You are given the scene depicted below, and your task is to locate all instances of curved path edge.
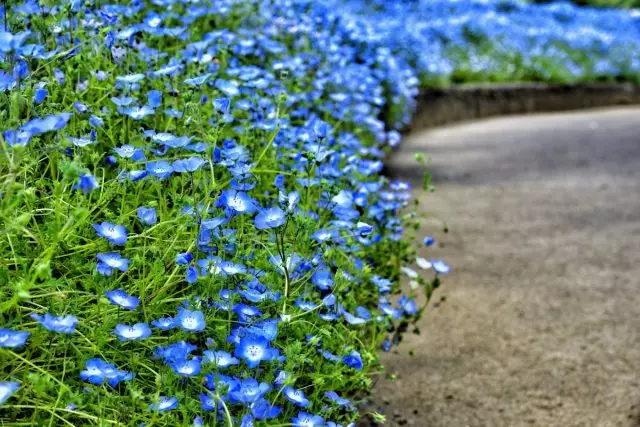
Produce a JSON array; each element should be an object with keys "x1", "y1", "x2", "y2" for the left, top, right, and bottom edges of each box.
[{"x1": 406, "y1": 82, "x2": 640, "y2": 131}]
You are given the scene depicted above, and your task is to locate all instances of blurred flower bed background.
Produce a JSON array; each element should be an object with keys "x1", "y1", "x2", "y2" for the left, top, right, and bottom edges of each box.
[
  {"x1": 0, "y1": 0, "x2": 637, "y2": 426},
  {"x1": 329, "y1": 0, "x2": 640, "y2": 88}
]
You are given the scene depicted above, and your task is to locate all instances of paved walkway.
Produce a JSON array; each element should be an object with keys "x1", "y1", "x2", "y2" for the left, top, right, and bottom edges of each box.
[{"x1": 372, "y1": 108, "x2": 640, "y2": 427}]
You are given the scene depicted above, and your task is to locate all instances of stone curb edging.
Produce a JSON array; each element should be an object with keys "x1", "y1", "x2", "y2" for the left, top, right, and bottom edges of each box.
[{"x1": 406, "y1": 82, "x2": 640, "y2": 132}]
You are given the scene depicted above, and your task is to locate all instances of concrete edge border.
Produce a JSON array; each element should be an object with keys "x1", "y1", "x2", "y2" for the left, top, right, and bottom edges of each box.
[{"x1": 405, "y1": 82, "x2": 640, "y2": 132}]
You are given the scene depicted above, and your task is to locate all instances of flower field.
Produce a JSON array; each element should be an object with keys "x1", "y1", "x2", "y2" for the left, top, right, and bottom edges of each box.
[
  {"x1": 335, "y1": 0, "x2": 640, "y2": 86},
  {"x1": 0, "y1": 0, "x2": 439, "y2": 426},
  {"x1": 1, "y1": 0, "x2": 638, "y2": 426}
]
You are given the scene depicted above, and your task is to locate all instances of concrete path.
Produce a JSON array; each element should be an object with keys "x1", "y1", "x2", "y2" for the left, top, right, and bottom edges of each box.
[{"x1": 371, "y1": 108, "x2": 640, "y2": 427}]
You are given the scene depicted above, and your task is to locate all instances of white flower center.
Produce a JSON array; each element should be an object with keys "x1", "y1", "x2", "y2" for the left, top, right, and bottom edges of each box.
[
  {"x1": 158, "y1": 400, "x2": 172, "y2": 410},
  {"x1": 182, "y1": 317, "x2": 196, "y2": 329},
  {"x1": 113, "y1": 295, "x2": 128, "y2": 306},
  {"x1": 178, "y1": 364, "x2": 194, "y2": 375},
  {"x1": 123, "y1": 327, "x2": 141, "y2": 338},
  {"x1": 228, "y1": 196, "x2": 244, "y2": 210},
  {"x1": 246, "y1": 345, "x2": 264, "y2": 360}
]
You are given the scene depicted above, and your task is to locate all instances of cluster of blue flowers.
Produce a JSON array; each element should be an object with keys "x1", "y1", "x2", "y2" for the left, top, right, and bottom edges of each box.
[
  {"x1": 0, "y1": 0, "x2": 448, "y2": 425},
  {"x1": 326, "y1": 0, "x2": 640, "y2": 83}
]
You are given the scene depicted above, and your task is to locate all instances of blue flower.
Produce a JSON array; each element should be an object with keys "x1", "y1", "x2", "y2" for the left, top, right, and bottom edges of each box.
[
  {"x1": 312, "y1": 270, "x2": 334, "y2": 291},
  {"x1": 0, "y1": 329, "x2": 29, "y2": 348},
  {"x1": 53, "y1": 69, "x2": 65, "y2": 85},
  {"x1": 22, "y1": 113, "x2": 72, "y2": 135},
  {"x1": 0, "y1": 72, "x2": 16, "y2": 91},
  {"x1": 343, "y1": 350, "x2": 363, "y2": 370},
  {"x1": 80, "y1": 358, "x2": 133, "y2": 386},
  {"x1": 233, "y1": 304, "x2": 262, "y2": 323},
  {"x1": 119, "y1": 105, "x2": 155, "y2": 120},
  {"x1": 145, "y1": 161, "x2": 174, "y2": 181},
  {"x1": 238, "y1": 288, "x2": 280, "y2": 303},
  {"x1": 93, "y1": 222, "x2": 128, "y2": 246},
  {"x1": 201, "y1": 216, "x2": 228, "y2": 230},
  {"x1": 30, "y1": 313, "x2": 77, "y2": 334},
  {"x1": 73, "y1": 173, "x2": 99, "y2": 195},
  {"x1": 110, "y1": 96, "x2": 136, "y2": 107},
  {"x1": 199, "y1": 393, "x2": 218, "y2": 412},
  {"x1": 184, "y1": 73, "x2": 211, "y2": 86},
  {"x1": 432, "y1": 260, "x2": 451, "y2": 275},
  {"x1": 387, "y1": 130, "x2": 401, "y2": 147},
  {"x1": 273, "y1": 174, "x2": 284, "y2": 189},
  {"x1": 273, "y1": 371, "x2": 290, "y2": 387},
  {"x1": 149, "y1": 396, "x2": 178, "y2": 412},
  {"x1": 228, "y1": 378, "x2": 271, "y2": 404},
  {"x1": 233, "y1": 333, "x2": 278, "y2": 368},
  {"x1": 250, "y1": 398, "x2": 282, "y2": 420},
  {"x1": 254, "y1": 207, "x2": 286, "y2": 230},
  {"x1": 356, "y1": 221, "x2": 374, "y2": 236},
  {"x1": 113, "y1": 145, "x2": 145, "y2": 161},
  {"x1": 147, "y1": 90, "x2": 163, "y2": 108},
  {"x1": 67, "y1": 136, "x2": 95, "y2": 148},
  {"x1": 213, "y1": 97, "x2": 230, "y2": 114},
  {"x1": 216, "y1": 79, "x2": 239, "y2": 96},
  {"x1": 80, "y1": 358, "x2": 110, "y2": 385},
  {"x1": 204, "y1": 373, "x2": 239, "y2": 393},
  {"x1": 170, "y1": 357, "x2": 202, "y2": 376},
  {"x1": 283, "y1": 386, "x2": 310, "y2": 407},
  {"x1": 292, "y1": 412, "x2": 324, "y2": 427},
  {"x1": 399, "y1": 296, "x2": 418, "y2": 315},
  {"x1": 234, "y1": 333, "x2": 273, "y2": 368},
  {"x1": 89, "y1": 115, "x2": 104, "y2": 128},
  {"x1": 116, "y1": 73, "x2": 145, "y2": 86},
  {"x1": 246, "y1": 319, "x2": 279, "y2": 342},
  {"x1": 312, "y1": 228, "x2": 339, "y2": 243},
  {"x1": 175, "y1": 252, "x2": 193, "y2": 265},
  {"x1": 0, "y1": 382, "x2": 20, "y2": 405},
  {"x1": 215, "y1": 190, "x2": 257, "y2": 216},
  {"x1": 203, "y1": 350, "x2": 240, "y2": 368},
  {"x1": 113, "y1": 323, "x2": 152, "y2": 341},
  {"x1": 33, "y1": 87, "x2": 48, "y2": 105},
  {"x1": 96, "y1": 252, "x2": 130, "y2": 276},
  {"x1": 152, "y1": 64, "x2": 183, "y2": 78},
  {"x1": 186, "y1": 266, "x2": 198, "y2": 284},
  {"x1": 322, "y1": 294, "x2": 336, "y2": 307},
  {"x1": 423, "y1": 236, "x2": 435, "y2": 246},
  {"x1": 151, "y1": 317, "x2": 175, "y2": 330},
  {"x1": 3, "y1": 129, "x2": 31, "y2": 147},
  {"x1": 175, "y1": 309, "x2": 206, "y2": 332},
  {"x1": 172, "y1": 157, "x2": 206, "y2": 173},
  {"x1": 74, "y1": 101, "x2": 89, "y2": 114},
  {"x1": 295, "y1": 300, "x2": 317, "y2": 312},
  {"x1": 137, "y1": 207, "x2": 157, "y2": 226},
  {"x1": 146, "y1": 132, "x2": 193, "y2": 149},
  {"x1": 0, "y1": 30, "x2": 31, "y2": 53},
  {"x1": 155, "y1": 341, "x2": 197, "y2": 363},
  {"x1": 279, "y1": 190, "x2": 300, "y2": 212},
  {"x1": 104, "y1": 289, "x2": 139, "y2": 310},
  {"x1": 325, "y1": 391, "x2": 351, "y2": 407},
  {"x1": 240, "y1": 414, "x2": 254, "y2": 427}
]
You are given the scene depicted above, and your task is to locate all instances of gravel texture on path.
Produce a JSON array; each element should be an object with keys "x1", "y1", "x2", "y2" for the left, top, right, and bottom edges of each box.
[{"x1": 368, "y1": 107, "x2": 640, "y2": 427}]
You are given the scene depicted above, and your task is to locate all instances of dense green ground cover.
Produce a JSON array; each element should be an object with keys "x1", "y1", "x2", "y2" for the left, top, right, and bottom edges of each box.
[
  {"x1": 0, "y1": 0, "x2": 442, "y2": 425},
  {"x1": 2, "y1": 0, "x2": 637, "y2": 425}
]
